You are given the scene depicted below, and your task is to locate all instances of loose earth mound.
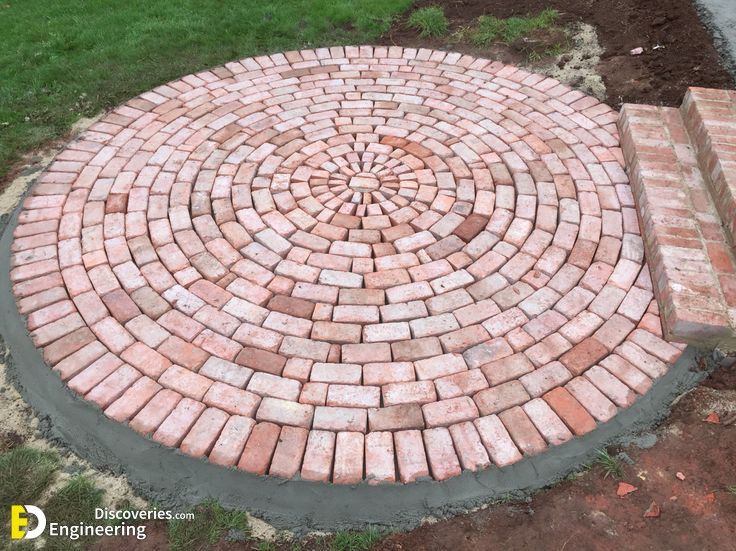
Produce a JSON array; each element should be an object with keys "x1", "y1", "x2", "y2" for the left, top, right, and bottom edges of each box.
[{"x1": 9, "y1": 46, "x2": 685, "y2": 485}]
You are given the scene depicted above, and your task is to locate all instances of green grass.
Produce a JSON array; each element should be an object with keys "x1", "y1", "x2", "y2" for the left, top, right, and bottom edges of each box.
[
  {"x1": 407, "y1": 6, "x2": 449, "y2": 38},
  {"x1": 727, "y1": 485, "x2": 736, "y2": 496},
  {"x1": 470, "y1": 8, "x2": 559, "y2": 46},
  {"x1": 43, "y1": 476, "x2": 105, "y2": 550},
  {"x1": 0, "y1": 446, "x2": 60, "y2": 526},
  {"x1": 330, "y1": 528, "x2": 384, "y2": 551},
  {"x1": 168, "y1": 500, "x2": 250, "y2": 551},
  {"x1": 0, "y1": 0, "x2": 412, "y2": 182},
  {"x1": 595, "y1": 449, "x2": 624, "y2": 480}
]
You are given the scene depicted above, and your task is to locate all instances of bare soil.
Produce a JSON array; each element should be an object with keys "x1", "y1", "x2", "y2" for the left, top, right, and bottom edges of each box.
[
  {"x1": 376, "y1": 363, "x2": 736, "y2": 551},
  {"x1": 383, "y1": 0, "x2": 735, "y2": 108}
]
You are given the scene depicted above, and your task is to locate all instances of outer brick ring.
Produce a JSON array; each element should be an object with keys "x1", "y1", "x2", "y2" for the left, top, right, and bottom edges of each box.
[{"x1": 9, "y1": 46, "x2": 687, "y2": 486}]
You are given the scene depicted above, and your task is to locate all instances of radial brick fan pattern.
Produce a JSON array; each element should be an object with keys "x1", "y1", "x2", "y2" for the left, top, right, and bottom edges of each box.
[{"x1": 10, "y1": 46, "x2": 686, "y2": 485}]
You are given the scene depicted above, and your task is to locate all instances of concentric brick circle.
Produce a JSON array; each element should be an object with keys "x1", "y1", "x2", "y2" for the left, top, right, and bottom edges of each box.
[{"x1": 10, "y1": 46, "x2": 686, "y2": 485}]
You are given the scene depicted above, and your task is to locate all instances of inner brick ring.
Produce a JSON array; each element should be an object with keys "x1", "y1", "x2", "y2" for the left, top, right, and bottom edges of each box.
[{"x1": 10, "y1": 46, "x2": 686, "y2": 486}]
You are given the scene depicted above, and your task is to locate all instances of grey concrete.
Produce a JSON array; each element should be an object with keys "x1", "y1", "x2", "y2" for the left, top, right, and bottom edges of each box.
[
  {"x1": 0, "y1": 194, "x2": 713, "y2": 532},
  {"x1": 696, "y1": 0, "x2": 736, "y2": 78}
]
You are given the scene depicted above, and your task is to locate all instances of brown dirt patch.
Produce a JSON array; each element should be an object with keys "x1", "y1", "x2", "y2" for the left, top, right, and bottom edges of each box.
[
  {"x1": 377, "y1": 369, "x2": 736, "y2": 551},
  {"x1": 384, "y1": 0, "x2": 735, "y2": 108}
]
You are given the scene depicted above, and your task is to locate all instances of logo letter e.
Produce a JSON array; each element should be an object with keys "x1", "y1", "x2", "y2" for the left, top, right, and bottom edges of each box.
[{"x1": 10, "y1": 505, "x2": 46, "y2": 540}]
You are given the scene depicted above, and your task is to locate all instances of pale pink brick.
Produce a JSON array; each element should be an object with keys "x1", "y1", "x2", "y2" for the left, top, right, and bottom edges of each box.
[
  {"x1": 481, "y1": 352, "x2": 535, "y2": 386},
  {"x1": 363, "y1": 322, "x2": 411, "y2": 343},
  {"x1": 85, "y1": 364, "x2": 141, "y2": 408},
  {"x1": 120, "y1": 342, "x2": 171, "y2": 378},
  {"x1": 434, "y1": 369, "x2": 489, "y2": 399},
  {"x1": 599, "y1": 354, "x2": 652, "y2": 394},
  {"x1": 255, "y1": 397, "x2": 313, "y2": 428},
  {"x1": 299, "y1": 382, "x2": 328, "y2": 405},
  {"x1": 247, "y1": 372, "x2": 301, "y2": 401},
  {"x1": 199, "y1": 356, "x2": 253, "y2": 388},
  {"x1": 615, "y1": 341, "x2": 667, "y2": 378},
  {"x1": 180, "y1": 407, "x2": 229, "y2": 457},
  {"x1": 522, "y1": 398, "x2": 573, "y2": 446},
  {"x1": 365, "y1": 431, "x2": 396, "y2": 484},
  {"x1": 422, "y1": 396, "x2": 479, "y2": 428},
  {"x1": 341, "y1": 342, "x2": 392, "y2": 364},
  {"x1": 448, "y1": 421, "x2": 491, "y2": 471},
  {"x1": 313, "y1": 406, "x2": 367, "y2": 432},
  {"x1": 129, "y1": 389, "x2": 182, "y2": 435},
  {"x1": 333, "y1": 431, "x2": 365, "y2": 484},
  {"x1": 105, "y1": 376, "x2": 162, "y2": 422},
  {"x1": 153, "y1": 398, "x2": 206, "y2": 447},
  {"x1": 52, "y1": 340, "x2": 107, "y2": 380},
  {"x1": 565, "y1": 377, "x2": 617, "y2": 422},
  {"x1": 414, "y1": 353, "x2": 467, "y2": 380},
  {"x1": 394, "y1": 430, "x2": 430, "y2": 483},
  {"x1": 362, "y1": 362, "x2": 415, "y2": 385},
  {"x1": 474, "y1": 414, "x2": 524, "y2": 467},
  {"x1": 627, "y1": 329, "x2": 682, "y2": 364},
  {"x1": 301, "y1": 430, "x2": 336, "y2": 482},
  {"x1": 423, "y1": 427, "x2": 462, "y2": 480},
  {"x1": 68, "y1": 353, "x2": 124, "y2": 395},
  {"x1": 326, "y1": 384, "x2": 381, "y2": 408},
  {"x1": 209, "y1": 416, "x2": 256, "y2": 466},
  {"x1": 473, "y1": 381, "x2": 530, "y2": 416},
  {"x1": 584, "y1": 365, "x2": 637, "y2": 407},
  {"x1": 159, "y1": 365, "x2": 213, "y2": 401},
  {"x1": 383, "y1": 380, "x2": 437, "y2": 406},
  {"x1": 519, "y1": 361, "x2": 573, "y2": 397},
  {"x1": 310, "y1": 362, "x2": 362, "y2": 384}
]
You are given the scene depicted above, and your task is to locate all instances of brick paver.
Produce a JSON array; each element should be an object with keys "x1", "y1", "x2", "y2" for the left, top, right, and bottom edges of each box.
[
  {"x1": 620, "y1": 91, "x2": 736, "y2": 346},
  {"x1": 11, "y1": 46, "x2": 686, "y2": 484}
]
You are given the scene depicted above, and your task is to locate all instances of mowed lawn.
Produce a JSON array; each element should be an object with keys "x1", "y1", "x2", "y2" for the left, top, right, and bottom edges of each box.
[{"x1": 0, "y1": 0, "x2": 412, "y2": 182}]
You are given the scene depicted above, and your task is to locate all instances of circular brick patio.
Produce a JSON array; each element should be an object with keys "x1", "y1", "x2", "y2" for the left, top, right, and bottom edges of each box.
[{"x1": 10, "y1": 46, "x2": 686, "y2": 485}]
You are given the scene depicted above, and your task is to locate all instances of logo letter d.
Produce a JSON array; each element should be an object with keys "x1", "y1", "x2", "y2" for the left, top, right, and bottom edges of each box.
[{"x1": 10, "y1": 505, "x2": 46, "y2": 540}]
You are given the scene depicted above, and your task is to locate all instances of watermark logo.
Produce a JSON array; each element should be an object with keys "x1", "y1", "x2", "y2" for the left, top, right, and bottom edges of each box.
[{"x1": 10, "y1": 505, "x2": 46, "y2": 540}]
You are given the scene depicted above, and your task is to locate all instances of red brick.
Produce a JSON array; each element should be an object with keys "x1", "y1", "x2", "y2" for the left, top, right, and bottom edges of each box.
[
  {"x1": 542, "y1": 387, "x2": 597, "y2": 435},
  {"x1": 237, "y1": 422, "x2": 281, "y2": 475}
]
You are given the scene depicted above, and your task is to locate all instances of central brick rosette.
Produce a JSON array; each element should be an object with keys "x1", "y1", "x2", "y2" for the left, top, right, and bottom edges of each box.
[{"x1": 10, "y1": 46, "x2": 684, "y2": 487}]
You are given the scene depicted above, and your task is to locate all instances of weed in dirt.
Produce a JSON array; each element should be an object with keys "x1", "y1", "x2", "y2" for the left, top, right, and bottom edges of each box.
[
  {"x1": 407, "y1": 6, "x2": 449, "y2": 38},
  {"x1": 330, "y1": 527, "x2": 384, "y2": 551},
  {"x1": 727, "y1": 485, "x2": 736, "y2": 496},
  {"x1": 0, "y1": 446, "x2": 59, "y2": 526},
  {"x1": 471, "y1": 8, "x2": 559, "y2": 46},
  {"x1": 255, "y1": 542, "x2": 277, "y2": 551},
  {"x1": 168, "y1": 500, "x2": 250, "y2": 551},
  {"x1": 595, "y1": 449, "x2": 624, "y2": 480},
  {"x1": 43, "y1": 476, "x2": 105, "y2": 550}
]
